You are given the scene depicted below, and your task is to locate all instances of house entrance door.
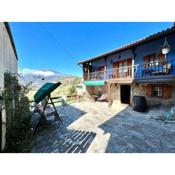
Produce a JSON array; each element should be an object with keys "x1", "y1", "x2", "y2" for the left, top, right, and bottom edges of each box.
[{"x1": 120, "y1": 85, "x2": 131, "y2": 104}]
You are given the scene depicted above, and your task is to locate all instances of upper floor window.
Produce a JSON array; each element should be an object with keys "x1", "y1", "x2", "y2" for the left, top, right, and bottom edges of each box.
[
  {"x1": 119, "y1": 61, "x2": 128, "y2": 73},
  {"x1": 97, "y1": 66, "x2": 105, "y2": 72}
]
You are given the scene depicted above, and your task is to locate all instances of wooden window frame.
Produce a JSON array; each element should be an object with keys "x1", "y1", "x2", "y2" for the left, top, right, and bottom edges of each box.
[
  {"x1": 97, "y1": 66, "x2": 105, "y2": 72},
  {"x1": 152, "y1": 85, "x2": 163, "y2": 98}
]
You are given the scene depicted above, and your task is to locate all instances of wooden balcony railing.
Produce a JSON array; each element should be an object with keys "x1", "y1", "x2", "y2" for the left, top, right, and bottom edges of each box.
[
  {"x1": 83, "y1": 59, "x2": 175, "y2": 81},
  {"x1": 135, "y1": 58, "x2": 175, "y2": 79},
  {"x1": 84, "y1": 65, "x2": 133, "y2": 81}
]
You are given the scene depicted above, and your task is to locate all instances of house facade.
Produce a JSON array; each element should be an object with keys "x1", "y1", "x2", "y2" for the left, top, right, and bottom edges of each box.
[
  {"x1": 78, "y1": 25, "x2": 175, "y2": 107},
  {"x1": 0, "y1": 22, "x2": 18, "y2": 151}
]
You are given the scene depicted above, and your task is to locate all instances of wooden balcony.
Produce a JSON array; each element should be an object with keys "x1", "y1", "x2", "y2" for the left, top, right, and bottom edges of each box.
[
  {"x1": 83, "y1": 59, "x2": 175, "y2": 84},
  {"x1": 134, "y1": 58, "x2": 175, "y2": 83},
  {"x1": 84, "y1": 66, "x2": 134, "y2": 83}
]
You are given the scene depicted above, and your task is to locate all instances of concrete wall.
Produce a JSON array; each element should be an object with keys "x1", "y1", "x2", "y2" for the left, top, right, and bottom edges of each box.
[{"x1": 0, "y1": 23, "x2": 18, "y2": 151}]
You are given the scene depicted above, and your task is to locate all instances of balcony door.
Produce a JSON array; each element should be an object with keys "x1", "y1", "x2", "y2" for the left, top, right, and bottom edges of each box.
[
  {"x1": 97, "y1": 66, "x2": 105, "y2": 80},
  {"x1": 112, "y1": 58, "x2": 132, "y2": 78},
  {"x1": 143, "y1": 54, "x2": 165, "y2": 67}
]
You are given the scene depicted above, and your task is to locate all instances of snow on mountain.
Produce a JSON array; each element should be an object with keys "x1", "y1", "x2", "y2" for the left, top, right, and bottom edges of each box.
[{"x1": 18, "y1": 68, "x2": 67, "y2": 87}]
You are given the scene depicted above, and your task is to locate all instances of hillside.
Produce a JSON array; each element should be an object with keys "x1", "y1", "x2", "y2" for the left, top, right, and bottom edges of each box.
[{"x1": 19, "y1": 69, "x2": 82, "y2": 100}]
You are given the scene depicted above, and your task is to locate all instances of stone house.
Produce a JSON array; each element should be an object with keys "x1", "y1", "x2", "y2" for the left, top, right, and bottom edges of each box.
[
  {"x1": 0, "y1": 22, "x2": 18, "y2": 151},
  {"x1": 78, "y1": 25, "x2": 175, "y2": 107}
]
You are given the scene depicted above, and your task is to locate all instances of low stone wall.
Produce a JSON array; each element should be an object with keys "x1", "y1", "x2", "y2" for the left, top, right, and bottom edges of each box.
[{"x1": 146, "y1": 97, "x2": 175, "y2": 107}]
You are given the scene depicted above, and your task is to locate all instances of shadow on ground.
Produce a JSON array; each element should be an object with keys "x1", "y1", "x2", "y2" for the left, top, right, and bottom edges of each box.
[
  {"x1": 58, "y1": 129, "x2": 96, "y2": 153},
  {"x1": 32, "y1": 104, "x2": 96, "y2": 153},
  {"x1": 99, "y1": 106, "x2": 175, "y2": 153}
]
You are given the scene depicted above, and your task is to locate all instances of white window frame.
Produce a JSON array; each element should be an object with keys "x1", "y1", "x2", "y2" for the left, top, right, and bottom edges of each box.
[{"x1": 152, "y1": 86, "x2": 163, "y2": 97}]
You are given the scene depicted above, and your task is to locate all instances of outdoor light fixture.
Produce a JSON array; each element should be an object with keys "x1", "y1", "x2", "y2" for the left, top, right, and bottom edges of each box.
[{"x1": 162, "y1": 37, "x2": 170, "y2": 58}]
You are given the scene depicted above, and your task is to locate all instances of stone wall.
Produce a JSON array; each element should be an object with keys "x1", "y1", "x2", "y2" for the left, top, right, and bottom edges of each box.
[
  {"x1": 132, "y1": 83, "x2": 175, "y2": 107},
  {"x1": 85, "y1": 85, "x2": 108, "y2": 100},
  {"x1": 111, "y1": 84, "x2": 121, "y2": 104}
]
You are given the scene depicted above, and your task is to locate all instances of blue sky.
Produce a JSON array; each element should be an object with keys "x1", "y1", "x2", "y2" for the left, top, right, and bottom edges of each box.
[{"x1": 10, "y1": 22, "x2": 173, "y2": 76}]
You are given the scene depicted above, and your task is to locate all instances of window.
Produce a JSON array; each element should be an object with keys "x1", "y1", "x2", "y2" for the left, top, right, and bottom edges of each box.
[
  {"x1": 144, "y1": 54, "x2": 165, "y2": 67},
  {"x1": 119, "y1": 62, "x2": 128, "y2": 73},
  {"x1": 123, "y1": 61, "x2": 128, "y2": 72},
  {"x1": 119, "y1": 62, "x2": 123, "y2": 73},
  {"x1": 98, "y1": 66, "x2": 105, "y2": 72},
  {"x1": 152, "y1": 86, "x2": 163, "y2": 97},
  {"x1": 149, "y1": 57, "x2": 154, "y2": 67}
]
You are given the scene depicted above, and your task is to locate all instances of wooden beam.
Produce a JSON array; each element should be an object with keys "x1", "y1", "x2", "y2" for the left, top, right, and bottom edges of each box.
[
  {"x1": 49, "y1": 96, "x2": 62, "y2": 123},
  {"x1": 107, "y1": 83, "x2": 112, "y2": 106}
]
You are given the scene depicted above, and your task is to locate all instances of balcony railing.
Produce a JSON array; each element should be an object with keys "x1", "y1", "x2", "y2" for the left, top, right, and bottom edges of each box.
[
  {"x1": 84, "y1": 59, "x2": 175, "y2": 81},
  {"x1": 84, "y1": 65, "x2": 133, "y2": 81},
  {"x1": 135, "y1": 58, "x2": 175, "y2": 79}
]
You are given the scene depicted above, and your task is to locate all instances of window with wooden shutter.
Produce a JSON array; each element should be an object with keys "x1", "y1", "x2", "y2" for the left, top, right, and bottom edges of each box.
[
  {"x1": 152, "y1": 86, "x2": 163, "y2": 97},
  {"x1": 148, "y1": 85, "x2": 172, "y2": 99},
  {"x1": 146, "y1": 85, "x2": 152, "y2": 97}
]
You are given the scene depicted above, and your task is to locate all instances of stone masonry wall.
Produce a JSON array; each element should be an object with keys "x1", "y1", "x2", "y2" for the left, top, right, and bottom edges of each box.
[{"x1": 132, "y1": 83, "x2": 175, "y2": 107}]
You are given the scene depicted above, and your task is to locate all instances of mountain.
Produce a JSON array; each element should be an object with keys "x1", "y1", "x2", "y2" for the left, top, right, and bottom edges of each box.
[
  {"x1": 18, "y1": 69, "x2": 82, "y2": 100},
  {"x1": 18, "y1": 68, "x2": 69, "y2": 87}
]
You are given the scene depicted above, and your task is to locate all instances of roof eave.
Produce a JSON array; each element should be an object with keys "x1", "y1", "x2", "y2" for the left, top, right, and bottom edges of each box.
[{"x1": 4, "y1": 22, "x2": 18, "y2": 60}]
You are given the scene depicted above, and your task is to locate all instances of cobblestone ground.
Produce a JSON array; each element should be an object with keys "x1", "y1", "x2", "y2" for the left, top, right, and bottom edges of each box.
[{"x1": 32, "y1": 102, "x2": 175, "y2": 153}]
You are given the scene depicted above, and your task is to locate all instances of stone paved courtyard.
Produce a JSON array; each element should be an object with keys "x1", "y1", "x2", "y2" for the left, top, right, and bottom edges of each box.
[{"x1": 32, "y1": 102, "x2": 175, "y2": 153}]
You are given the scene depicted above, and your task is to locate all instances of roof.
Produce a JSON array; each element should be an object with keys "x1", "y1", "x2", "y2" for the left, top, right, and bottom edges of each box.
[
  {"x1": 4, "y1": 22, "x2": 18, "y2": 60},
  {"x1": 78, "y1": 25, "x2": 175, "y2": 64}
]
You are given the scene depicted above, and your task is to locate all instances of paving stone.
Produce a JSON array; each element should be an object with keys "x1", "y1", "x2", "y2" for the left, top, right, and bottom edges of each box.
[{"x1": 32, "y1": 102, "x2": 175, "y2": 153}]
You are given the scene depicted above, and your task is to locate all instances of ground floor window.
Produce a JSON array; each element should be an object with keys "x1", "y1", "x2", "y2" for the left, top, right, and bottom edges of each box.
[{"x1": 152, "y1": 86, "x2": 163, "y2": 97}]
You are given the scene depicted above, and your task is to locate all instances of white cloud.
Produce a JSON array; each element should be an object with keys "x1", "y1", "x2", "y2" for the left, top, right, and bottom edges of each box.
[{"x1": 20, "y1": 68, "x2": 55, "y2": 77}]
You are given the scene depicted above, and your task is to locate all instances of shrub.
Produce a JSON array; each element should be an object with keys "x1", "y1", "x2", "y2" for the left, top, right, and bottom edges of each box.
[{"x1": 3, "y1": 73, "x2": 32, "y2": 152}]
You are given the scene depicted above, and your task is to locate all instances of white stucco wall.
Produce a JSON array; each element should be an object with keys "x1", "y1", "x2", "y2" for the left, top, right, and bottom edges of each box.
[
  {"x1": 0, "y1": 23, "x2": 18, "y2": 92},
  {"x1": 0, "y1": 22, "x2": 18, "y2": 151}
]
